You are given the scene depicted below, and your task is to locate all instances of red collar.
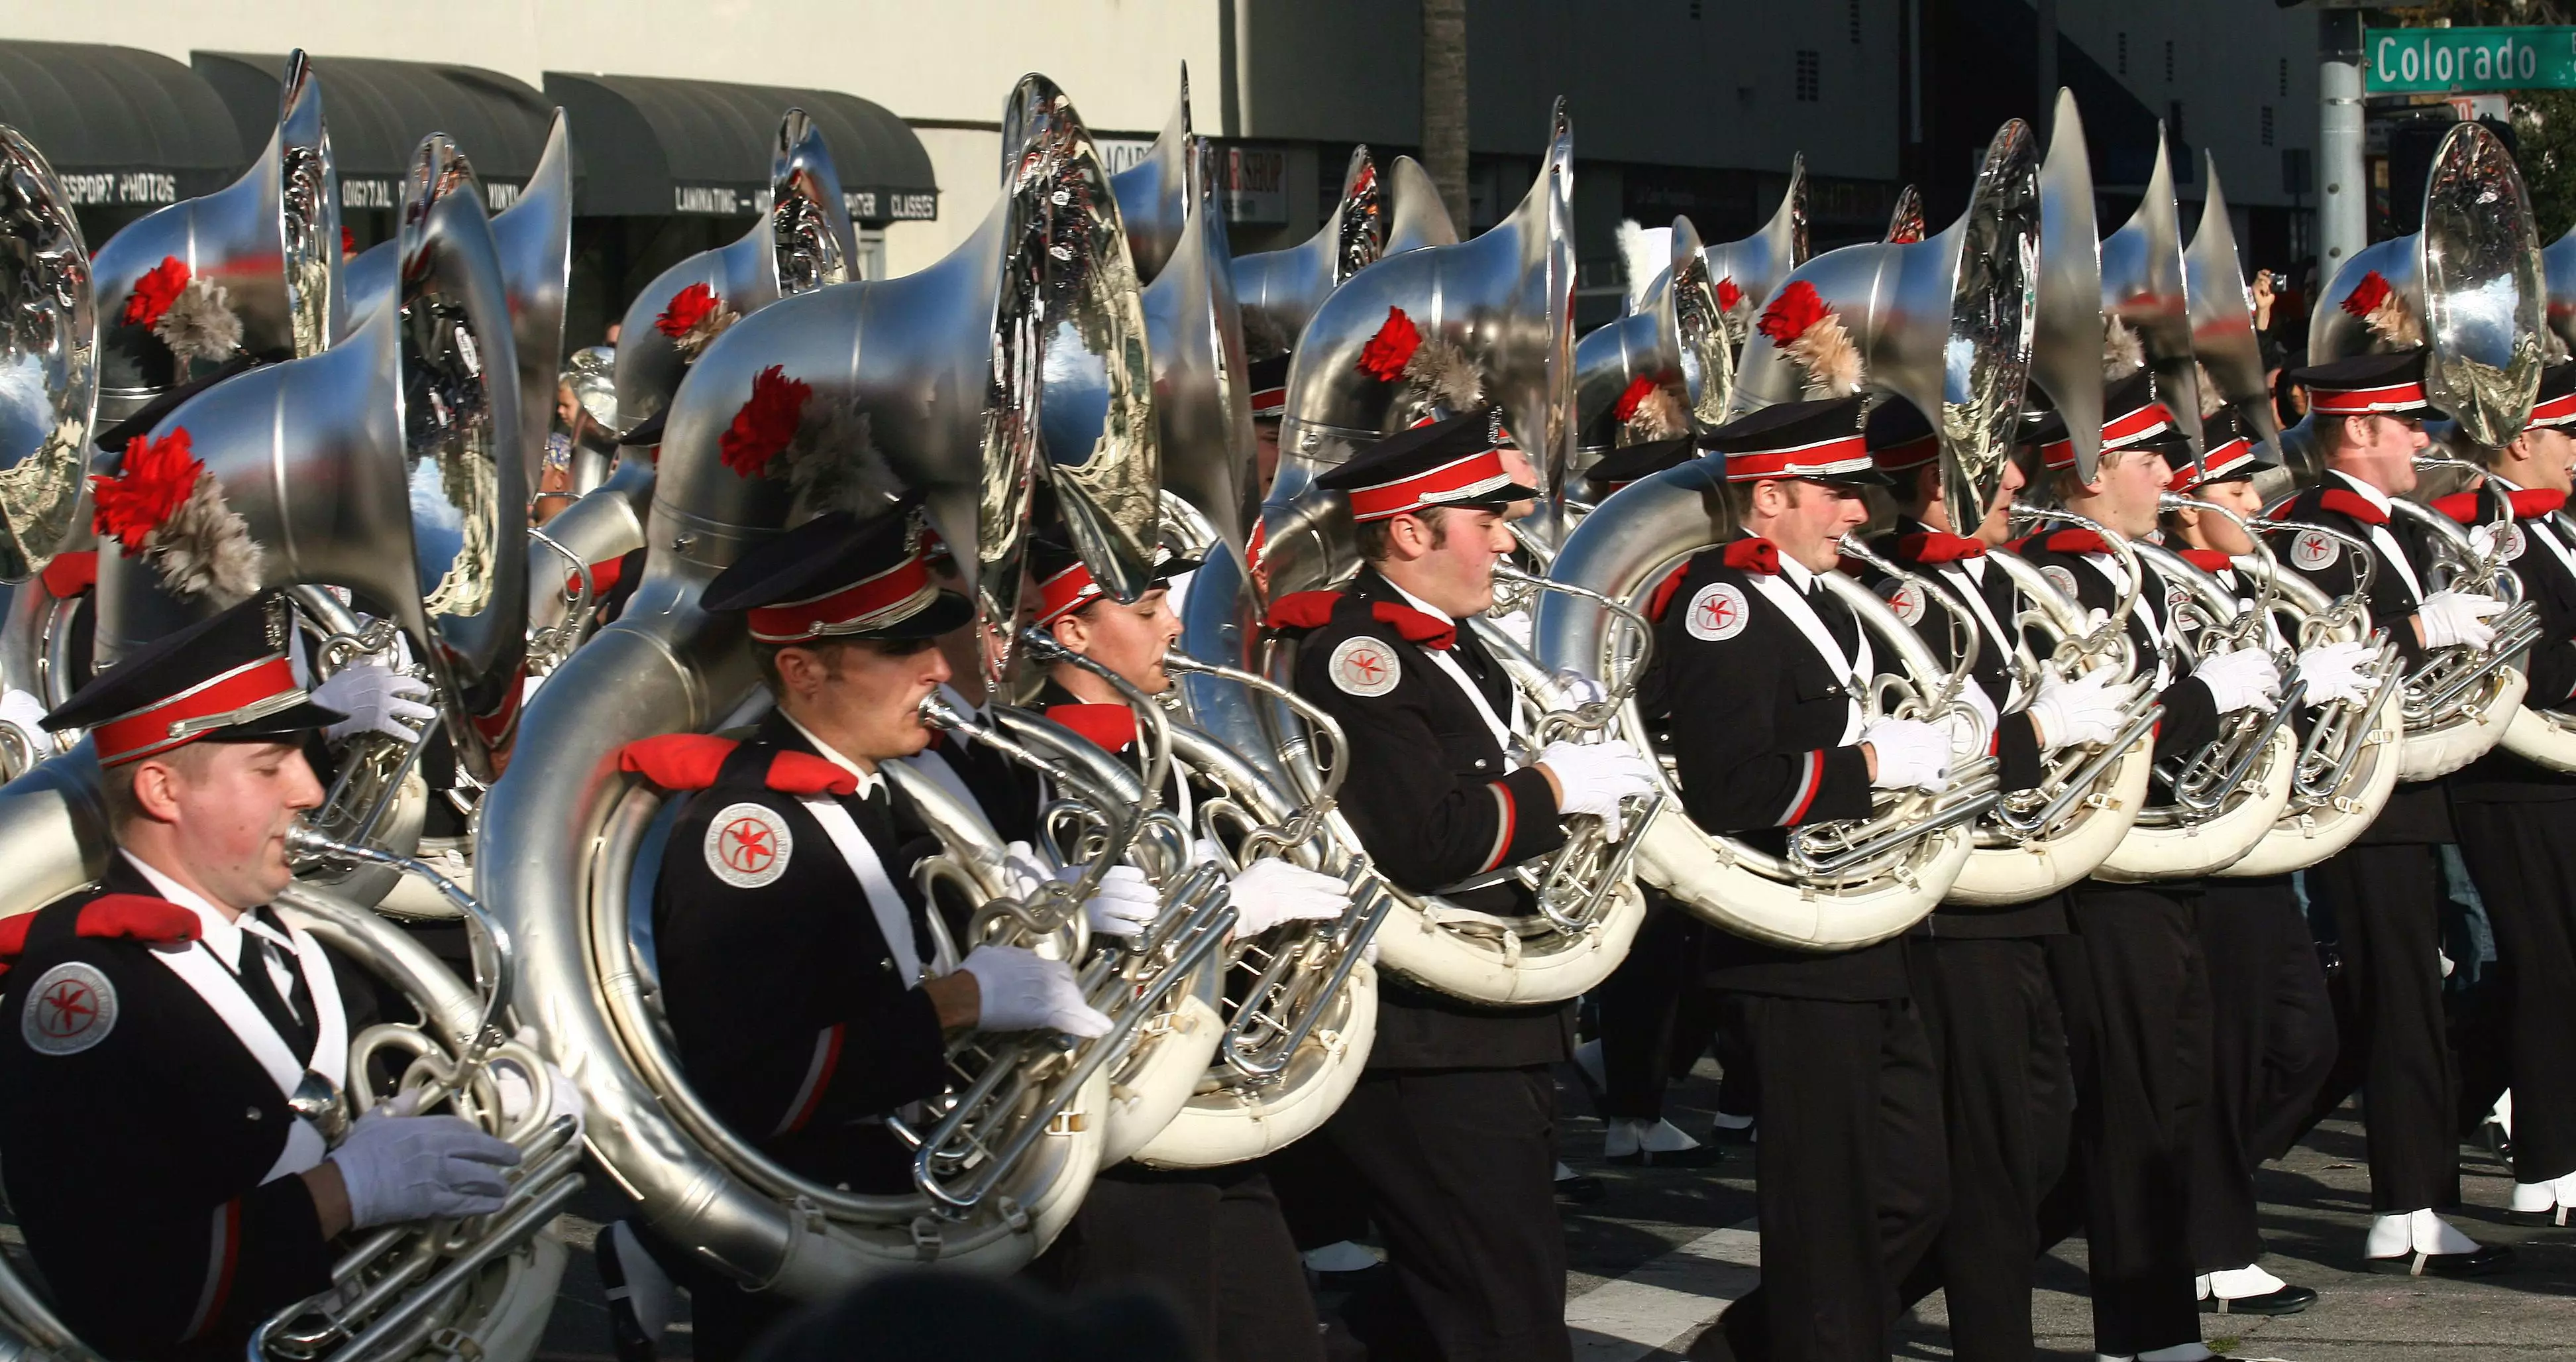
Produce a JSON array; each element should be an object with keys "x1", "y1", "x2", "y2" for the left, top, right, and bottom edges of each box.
[
  {"x1": 1723, "y1": 538, "x2": 1783, "y2": 575},
  {"x1": 1896, "y1": 531, "x2": 1985, "y2": 564},
  {"x1": 2176, "y1": 547, "x2": 2234, "y2": 573},
  {"x1": 2318, "y1": 486, "x2": 2390, "y2": 527},
  {"x1": 2042, "y1": 528, "x2": 2112, "y2": 555}
]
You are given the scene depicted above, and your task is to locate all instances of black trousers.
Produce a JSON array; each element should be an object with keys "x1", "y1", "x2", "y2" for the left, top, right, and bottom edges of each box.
[
  {"x1": 1326, "y1": 1066, "x2": 1568, "y2": 1362},
  {"x1": 2303, "y1": 843, "x2": 2460, "y2": 1211},
  {"x1": 1896, "y1": 936, "x2": 2072, "y2": 1362},
  {"x1": 2038, "y1": 883, "x2": 2210, "y2": 1357},
  {"x1": 1595, "y1": 890, "x2": 1705, "y2": 1119},
  {"x1": 1263, "y1": 1127, "x2": 1375, "y2": 1250},
  {"x1": 2455, "y1": 798, "x2": 2576, "y2": 1184},
  {"x1": 2186, "y1": 877, "x2": 2339, "y2": 1271},
  {"x1": 1716, "y1": 993, "x2": 1947, "y2": 1362},
  {"x1": 1028, "y1": 1166, "x2": 1324, "y2": 1362}
]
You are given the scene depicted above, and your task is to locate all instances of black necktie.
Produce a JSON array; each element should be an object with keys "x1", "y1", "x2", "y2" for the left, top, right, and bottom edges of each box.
[
  {"x1": 235, "y1": 917, "x2": 317, "y2": 1062},
  {"x1": 1813, "y1": 584, "x2": 1862, "y2": 661}
]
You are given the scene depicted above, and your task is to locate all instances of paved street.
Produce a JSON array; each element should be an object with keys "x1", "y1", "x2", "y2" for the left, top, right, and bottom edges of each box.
[{"x1": 511, "y1": 1052, "x2": 2575, "y2": 1361}]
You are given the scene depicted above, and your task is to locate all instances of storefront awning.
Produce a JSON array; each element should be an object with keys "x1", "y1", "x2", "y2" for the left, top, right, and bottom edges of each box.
[
  {"x1": 0, "y1": 42, "x2": 242, "y2": 209},
  {"x1": 195, "y1": 52, "x2": 559, "y2": 213},
  {"x1": 543, "y1": 72, "x2": 936, "y2": 223}
]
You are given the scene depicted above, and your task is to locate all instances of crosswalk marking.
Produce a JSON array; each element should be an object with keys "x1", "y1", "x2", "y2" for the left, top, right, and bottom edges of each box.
[{"x1": 1565, "y1": 1218, "x2": 1760, "y2": 1360}]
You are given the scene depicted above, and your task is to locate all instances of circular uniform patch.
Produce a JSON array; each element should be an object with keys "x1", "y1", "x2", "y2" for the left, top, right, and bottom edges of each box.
[
  {"x1": 2167, "y1": 586, "x2": 2192, "y2": 615},
  {"x1": 2292, "y1": 529, "x2": 2339, "y2": 571},
  {"x1": 705, "y1": 802, "x2": 793, "y2": 888},
  {"x1": 2041, "y1": 565, "x2": 2080, "y2": 601},
  {"x1": 21, "y1": 962, "x2": 115, "y2": 1056},
  {"x1": 1888, "y1": 583, "x2": 1926, "y2": 625},
  {"x1": 1328, "y1": 636, "x2": 1402, "y2": 697},
  {"x1": 1685, "y1": 583, "x2": 1751, "y2": 642},
  {"x1": 2498, "y1": 522, "x2": 2528, "y2": 562}
]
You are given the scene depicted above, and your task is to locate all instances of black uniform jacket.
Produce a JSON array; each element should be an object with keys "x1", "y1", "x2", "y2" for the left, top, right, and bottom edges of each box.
[
  {"x1": 1643, "y1": 536, "x2": 1909, "y2": 999},
  {"x1": 912, "y1": 697, "x2": 1042, "y2": 844},
  {"x1": 2446, "y1": 483, "x2": 2576, "y2": 801},
  {"x1": 1866, "y1": 524, "x2": 2065, "y2": 938},
  {"x1": 645, "y1": 710, "x2": 950, "y2": 1190},
  {"x1": 2268, "y1": 473, "x2": 2457, "y2": 841},
  {"x1": 1279, "y1": 567, "x2": 1573, "y2": 1068},
  {"x1": 0, "y1": 858, "x2": 374, "y2": 1361}
]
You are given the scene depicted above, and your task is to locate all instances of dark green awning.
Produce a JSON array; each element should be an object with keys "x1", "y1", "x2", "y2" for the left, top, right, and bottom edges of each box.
[
  {"x1": 543, "y1": 72, "x2": 936, "y2": 223},
  {"x1": 0, "y1": 42, "x2": 242, "y2": 207}
]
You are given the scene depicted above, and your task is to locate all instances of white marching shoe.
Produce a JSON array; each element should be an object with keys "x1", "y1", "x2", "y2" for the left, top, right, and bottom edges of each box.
[
  {"x1": 2510, "y1": 1169, "x2": 2576, "y2": 1225},
  {"x1": 2195, "y1": 1262, "x2": 2316, "y2": 1315},
  {"x1": 1603, "y1": 1117, "x2": 1723, "y2": 1167},
  {"x1": 2363, "y1": 1208, "x2": 2514, "y2": 1277}
]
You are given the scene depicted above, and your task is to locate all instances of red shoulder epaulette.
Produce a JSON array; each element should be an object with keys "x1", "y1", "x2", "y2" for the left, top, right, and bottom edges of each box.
[
  {"x1": 0, "y1": 895, "x2": 202, "y2": 978},
  {"x1": 40, "y1": 549, "x2": 96, "y2": 600},
  {"x1": 1045, "y1": 703, "x2": 1138, "y2": 752},
  {"x1": 1263, "y1": 591, "x2": 1342, "y2": 632},
  {"x1": 1262, "y1": 590, "x2": 1456, "y2": 648},
  {"x1": 618, "y1": 734, "x2": 859, "y2": 796},
  {"x1": 2176, "y1": 547, "x2": 2233, "y2": 572},
  {"x1": 2043, "y1": 528, "x2": 2111, "y2": 555},
  {"x1": 2318, "y1": 488, "x2": 2390, "y2": 526},
  {"x1": 1644, "y1": 565, "x2": 1688, "y2": 622}
]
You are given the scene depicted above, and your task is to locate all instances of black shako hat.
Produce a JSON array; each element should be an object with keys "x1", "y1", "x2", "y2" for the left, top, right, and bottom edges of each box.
[
  {"x1": 45, "y1": 592, "x2": 345, "y2": 767},
  {"x1": 1313, "y1": 408, "x2": 1537, "y2": 521},
  {"x1": 1028, "y1": 534, "x2": 1202, "y2": 627},
  {"x1": 1703, "y1": 396, "x2": 1890, "y2": 486},
  {"x1": 1581, "y1": 435, "x2": 1698, "y2": 496},
  {"x1": 2165, "y1": 406, "x2": 2277, "y2": 491},
  {"x1": 1247, "y1": 354, "x2": 1290, "y2": 419},
  {"x1": 703, "y1": 506, "x2": 972, "y2": 644}
]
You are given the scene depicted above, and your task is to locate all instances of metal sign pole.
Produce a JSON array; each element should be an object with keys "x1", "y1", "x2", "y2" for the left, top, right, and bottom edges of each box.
[{"x1": 2320, "y1": 9, "x2": 2368, "y2": 291}]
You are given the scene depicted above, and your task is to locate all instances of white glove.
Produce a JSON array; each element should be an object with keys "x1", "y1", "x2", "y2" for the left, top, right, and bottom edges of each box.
[
  {"x1": 2417, "y1": 589, "x2": 2504, "y2": 651},
  {"x1": 1936, "y1": 680, "x2": 1998, "y2": 754},
  {"x1": 2025, "y1": 668, "x2": 2141, "y2": 752},
  {"x1": 1075, "y1": 864, "x2": 1161, "y2": 940},
  {"x1": 329, "y1": 1107, "x2": 522, "y2": 1229},
  {"x1": 313, "y1": 663, "x2": 436, "y2": 744},
  {"x1": 1538, "y1": 739, "x2": 1658, "y2": 819},
  {"x1": 1862, "y1": 717, "x2": 1951, "y2": 792},
  {"x1": 1226, "y1": 857, "x2": 1354, "y2": 940},
  {"x1": 0, "y1": 687, "x2": 48, "y2": 751},
  {"x1": 489, "y1": 1047, "x2": 585, "y2": 1136},
  {"x1": 2194, "y1": 648, "x2": 2282, "y2": 716},
  {"x1": 1548, "y1": 668, "x2": 1607, "y2": 710},
  {"x1": 2292, "y1": 640, "x2": 2379, "y2": 708},
  {"x1": 959, "y1": 944, "x2": 1111, "y2": 1036}
]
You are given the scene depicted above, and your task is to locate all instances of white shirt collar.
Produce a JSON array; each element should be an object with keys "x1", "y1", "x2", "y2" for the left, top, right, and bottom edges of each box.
[
  {"x1": 121, "y1": 850, "x2": 292, "y2": 970},
  {"x1": 2327, "y1": 468, "x2": 2396, "y2": 514},
  {"x1": 1774, "y1": 551, "x2": 1818, "y2": 593},
  {"x1": 1383, "y1": 575, "x2": 1460, "y2": 625},
  {"x1": 780, "y1": 712, "x2": 889, "y2": 800}
]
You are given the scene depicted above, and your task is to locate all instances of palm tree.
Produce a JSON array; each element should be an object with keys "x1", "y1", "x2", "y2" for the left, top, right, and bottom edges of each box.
[{"x1": 1423, "y1": 0, "x2": 1470, "y2": 227}]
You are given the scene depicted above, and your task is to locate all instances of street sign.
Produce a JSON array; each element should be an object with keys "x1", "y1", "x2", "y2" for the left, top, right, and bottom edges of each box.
[{"x1": 2365, "y1": 26, "x2": 2576, "y2": 94}]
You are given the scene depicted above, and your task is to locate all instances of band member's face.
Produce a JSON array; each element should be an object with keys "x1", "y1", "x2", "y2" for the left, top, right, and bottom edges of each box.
[
  {"x1": 1053, "y1": 587, "x2": 1181, "y2": 695},
  {"x1": 775, "y1": 637, "x2": 951, "y2": 765},
  {"x1": 2079, "y1": 448, "x2": 2171, "y2": 538},
  {"x1": 2334, "y1": 414, "x2": 2426, "y2": 494},
  {"x1": 1752, "y1": 479, "x2": 1870, "y2": 572},
  {"x1": 557, "y1": 384, "x2": 582, "y2": 433},
  {"x1": 2180, "y1": 479, "x2": 2263, "y2": 555},
  {"x1": 2516, "y1": 427, "x2": 2576, "y2": 494},
  {"x1": 1392, "y1": 508, "x2": 1515, "y2": 616},
  {"x1": 136, "y1": 740, "x2": 325, "y2": 911},
  {"x1": 1255, "y1": 420, "x2": 1282, "y2": 497},
  {"x1": 1976, "y1": 455, "x2": 2027, "y2": 544}
]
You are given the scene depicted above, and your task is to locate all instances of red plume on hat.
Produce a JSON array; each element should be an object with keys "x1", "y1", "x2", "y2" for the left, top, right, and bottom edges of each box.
[
  {"x1": 658, "y1": 282, "x2": 738, "y2": 359},
  {"x1": 121, "y1": 255, "x2": 242, "y2": 368},
  {"x1": 720, "y1": 365, "x2": 813, "y2": 477},
  {"x1": 1756, "y1": 281, "x2": 1862, "y2": 399},
  {"x1": 1613, "y1": 372, "x2": 1689, "y2": 443},
  {"x1": 2339, "y1": 269, "x2": 2421, "y2": 349},
  {"x1": 1356, "y1": 307, "x2": 1421, "y2": 380},
  {"x1": 89, "y1": 428, "x2": 262, "y2": 605},
  {"x1": 1356, "y1": 305, "x2": 1485, "y2": 421}
]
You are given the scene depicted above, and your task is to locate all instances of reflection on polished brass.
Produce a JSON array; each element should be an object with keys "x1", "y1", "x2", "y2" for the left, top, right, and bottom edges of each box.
[
  {"x1": 1733, "y1": 120, "x2": 2040, "y2": 528},
  {"x1": 1144, "y1": 137, "x2": 1260, "y2": 555},
  {"x1": 2183, "y1": 157, "x2": 2284, "y2": 469},
  {"x1": 1572, "y1": 216, "x2": 1730, "y2": 471},
  {"x1": 2099, "y1": 129, "x2": 2203, "y2": 454},
  {"x1": 2031, "y1": 89, "x2": 2103, "y2": 482},
  {"x1": 1234, "y1": 146, "x2": 1384, "y2": 362},
  {"x1": 1106, "y1": 67, "x2": 1194, "y2": 286},
  {"x1": 2308, "y1": 122, "x2": 2542, "y2": 449},
  {"x1": 0, "y1": 126, "x2": 95, "y2": 583},
  {"x1": 1700, "y1": 155, "x2": 1809, "y2": 355}
]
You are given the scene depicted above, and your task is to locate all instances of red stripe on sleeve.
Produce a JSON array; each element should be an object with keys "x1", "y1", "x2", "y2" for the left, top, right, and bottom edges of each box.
[
  {"x1": 1780, "y1": 751, "x2": 1824, "y2": 826},
  {"x1": 1481, "y1": 782, "x2": 1519, "y2": 872}
]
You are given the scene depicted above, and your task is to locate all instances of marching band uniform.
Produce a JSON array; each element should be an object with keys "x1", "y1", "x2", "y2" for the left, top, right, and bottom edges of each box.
[
  {"x1": 2159, "y1": 423, "x2": 2338, "y2": 1315},
  {"x1": 1278, "y1": 414, "x2": 1614, "y2": 1362},
  {"x1": 0, "y1": 596, "x2": 470, "y2": 1362},
  {"x1": 1648, "y1": 398, "x2": 1949, "y2": 1362},
  {"x1": 2271, "y1": 352, "x2": 2511, "y2": 1274},
  {"x1": 1571, "y1": 437, "x2": 1723, "y2": 1167},
  {"x1": 1012, "y1": 539, "x2": 1328, "y2": 1362},
  {"x1": 2441, "y1": 363, "x2": 2576, "y2": 1225},
  {"x1": 2015, "y1": 376, "x2": 2249, "y2": 1360},
  {"x1": 636, "y1": 509, "x2": 1112, "y2": 1359},
  {"x1": 1861, "y1": 401, "x2": 2078, "y2": 1362}
]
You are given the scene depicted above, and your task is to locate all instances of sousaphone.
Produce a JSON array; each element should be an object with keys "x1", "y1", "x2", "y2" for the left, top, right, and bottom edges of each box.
[
  {"x1": 1144, "y1": 138, "x2": 1260, "y2": 557},
  {"x1": 1570, "y1": 216, "x2": 1731, "y2": 487},
  {"x1": 1700, "y1": 154, "x2": 1808, "y2": 358},
  {"x1": 2098, "y1": 126, "x2": 2204, "y2": 457},
  {"x1": 1233, "y1": 146, "x2": 1384, "y2": 361},
  {"x1": 1108, "y1": 68, "x2": 1194, "y2": 286}
]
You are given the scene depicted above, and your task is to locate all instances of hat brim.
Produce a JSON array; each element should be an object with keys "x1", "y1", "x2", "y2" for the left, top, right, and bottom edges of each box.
[
  {"x1": 1427, "y1": 480, "x2": 1542, "y2": 512},
  {"x1": 1150, "y1": 554, "x2": 1204, "y2": 584},
  {"x1": 616, "y1": 410, "x2": 667, "y2": 447},
  {"x1": 197, "y1": 698, "x2": 350, "y2": 744},
  {"x1": 1801, "y1": 466, "x2": 1897, "y2": 489}
]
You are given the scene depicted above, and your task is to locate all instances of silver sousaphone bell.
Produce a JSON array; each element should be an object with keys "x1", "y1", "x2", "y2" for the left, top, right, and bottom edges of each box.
[
  {"x1": 2099, "y1": 125, "x2": 2205, "y2": 457},
  {"x1": 1108, "y1": 67, "x2": 1195, "y2": 286},
  {"x1": 1233, "y1": 146, "x2": 1385, "y2": 361},
  {"x1": 0, "y1": 125, "x2": 96, "y2": 584},
  {"x1": 1570, "y1": 215, "x2": 1731, "y2": 477},
  {"x1": 91, "y1": 50, "x2": 342, "y2": 424},
  {"x1": 1144, "y1": 136, "x2": 1261, "y2": 557},
  {"x1": 609, "y1": 109, "x2": 858, "y2": 437}
]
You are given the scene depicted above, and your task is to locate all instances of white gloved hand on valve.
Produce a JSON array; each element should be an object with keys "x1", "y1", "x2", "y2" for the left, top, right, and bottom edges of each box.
[
  {"x1": 328, "y1": 1106, "x2": 522, "y2": 1229},
  {"x1": 1548, "y1": 668, "x2": 1608, "y2": 710},
  {"x1": 2025, "y1": 668, "x2": 2141, "y2": 752},
  {"x1": 2291, "y1": 640, "x2": 2379, "y2": 709},
  {"x1": 1226, "y1": 858, "x2": 1355, "y2": 940},
  {"x1": 313, "y1": 663, "x2": 436, "y2": 744},
  {"x1": 959, "y1": 944, "x2": 1112, "y2": 1036},
  {"x1": 1071, "y1": 864, "x2": 1162, "y2": 940},
  {"x1": 1538, "y1": 739, "x2": 1658, "y2": 819},
  {"x1": 1936, "y1": 679, "x2": 1998, "y2": 754},
  {"x1": 1862, "y1": 717, "x2": 1952, "y2": 793},
  {"x1": 2417, "y1": 589, "x2": 2504, "y2": 652},
  {"x1": 2193, "y1": 648, "x2": 2282, "y2": 716}
]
